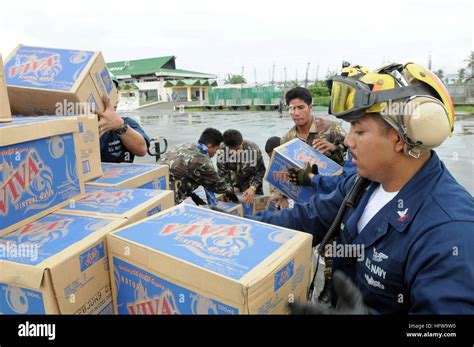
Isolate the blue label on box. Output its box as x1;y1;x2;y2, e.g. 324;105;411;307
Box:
139;175;167;190
0;283;45;314
100;67;113;94
274;259;294;292
0;213;116;266
113;257;238;314
62;186;165;216
0;131;81;231
215;201;241;216
79;241;105;272
240;201;254;216
90;163;160;186
5;46;94;91
114;204;296;280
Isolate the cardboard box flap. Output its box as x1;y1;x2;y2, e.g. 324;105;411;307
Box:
0;213;123;275
112;204;296;281
88;163;167;187
0;260;45;289
4;45;96;93
0;116;78;146
61;186;172;218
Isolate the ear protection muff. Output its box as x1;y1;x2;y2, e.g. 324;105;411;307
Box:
380;95;451;158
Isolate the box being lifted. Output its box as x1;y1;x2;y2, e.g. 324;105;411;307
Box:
4;45;117;116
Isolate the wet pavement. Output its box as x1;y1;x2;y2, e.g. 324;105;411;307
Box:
129;105;474;195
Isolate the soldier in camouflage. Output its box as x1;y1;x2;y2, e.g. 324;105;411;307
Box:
281;87;346;165
159;128;239;204
217;129;266;203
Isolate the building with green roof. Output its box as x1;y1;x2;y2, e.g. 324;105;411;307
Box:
107;56;217;106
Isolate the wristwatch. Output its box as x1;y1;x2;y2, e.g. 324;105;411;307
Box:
114;122;129;136
249;185;257;192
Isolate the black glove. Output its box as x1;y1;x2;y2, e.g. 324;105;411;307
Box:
189;192;206;206
288;163;318;186
288;271;375;314
225;191;239;203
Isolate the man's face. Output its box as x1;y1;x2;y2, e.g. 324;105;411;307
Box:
344;114;397;182
207;144;220;158
288;98;312;127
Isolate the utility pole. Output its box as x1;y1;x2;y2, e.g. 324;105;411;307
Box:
316;64;320;83
271;63;275;87
428;51;432;70
304;61;310;88
284;67;287;90
241;66;245;79
254;67;257;87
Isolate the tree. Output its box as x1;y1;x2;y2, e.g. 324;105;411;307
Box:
224;74;246;84
434;69;444;80
465;51;474;82
456;68;466;84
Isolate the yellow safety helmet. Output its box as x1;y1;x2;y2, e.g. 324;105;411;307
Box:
327;62;454;158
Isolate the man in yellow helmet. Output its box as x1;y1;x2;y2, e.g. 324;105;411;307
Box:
250;62;474;314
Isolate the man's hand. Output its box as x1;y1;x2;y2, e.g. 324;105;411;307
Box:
288;162;318;186
242;186;256;203
288;271;375;314
98;96;124;137
312;138;336;154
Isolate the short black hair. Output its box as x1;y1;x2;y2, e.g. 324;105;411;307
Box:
198;128;223;147
285;87;312;106
265;136;281;154
223;129;243;148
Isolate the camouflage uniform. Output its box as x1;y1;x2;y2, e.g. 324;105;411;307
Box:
281;117;346;165
217;140;266;194
159;143;233;204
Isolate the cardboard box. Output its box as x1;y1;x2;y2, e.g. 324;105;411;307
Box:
59;186;174;225
87;163;169;190
265;138;343;203
4;45;117;116
238;194;270;217
107;204;313;314
0;54;12;122
183;186;243;217
68;114;102;181
13;114;102;182
0;117;85;236
0;213;127;314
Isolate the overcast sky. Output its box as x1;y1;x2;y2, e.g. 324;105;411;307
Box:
1;0;472;83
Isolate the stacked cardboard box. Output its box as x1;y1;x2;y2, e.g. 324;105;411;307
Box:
59;186;174;226
265;138;343;203
0;213;127;314
4;45;117;116
0;117;85;236
107;204;313;314
0;54;12;122
87;162;169;191
237;194;270;217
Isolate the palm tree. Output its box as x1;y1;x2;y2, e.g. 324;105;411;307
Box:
457;68;466;84
224;74;246;84
465;51;474;82
434;69;444;80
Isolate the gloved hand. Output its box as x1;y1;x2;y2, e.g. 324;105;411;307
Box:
288;162;318;186
225;191;239;203
288;271;375;314
189;193;206;206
